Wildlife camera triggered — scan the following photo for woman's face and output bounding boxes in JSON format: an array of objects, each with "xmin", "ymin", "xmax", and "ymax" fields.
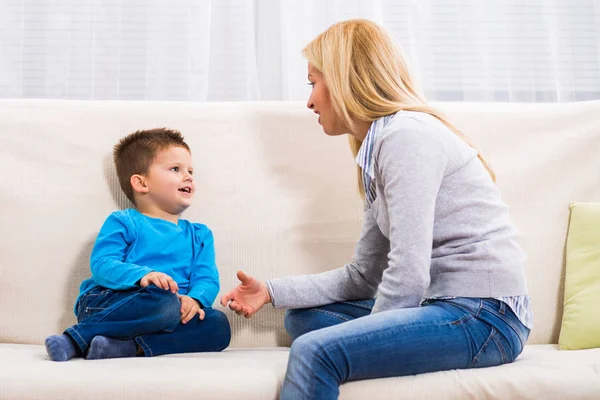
[{"xmin": 306, "ymin": 63, "xmax": 347, "ymax": 136}]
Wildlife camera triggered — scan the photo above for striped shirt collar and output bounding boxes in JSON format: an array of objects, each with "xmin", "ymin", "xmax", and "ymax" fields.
[{"xmin": 355, "ymin": 113, "xmax": 396, "ymax": 205}]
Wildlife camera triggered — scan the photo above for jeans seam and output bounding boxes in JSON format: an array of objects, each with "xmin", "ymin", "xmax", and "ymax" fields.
[
  {"xmin": 136, "ymin": 336, "xmax": 152, "ymax": 357},
  {"xmin": 470, "ymin": 327, "xmax": 496, "ymax": 367},
  {"xmin": 90, "ymin": 291, "xmax": 145, "ymax": 323},
  {"xmin": 448, "ymin": 312, "xmax": 474, "ymax": 326},
  {"xmin": 340, "ymin": 300, "xmax": 374, "ymax": 311},
  {"xmin": 85, "ymin": 307, "xmax": 105, "ymax": 311},
  {"xmin": 432, "ymin": 299, "xmax": 479, "ymax": 325},
  {"xmin": 309, "ymin": 308, "xmax": 352, "ymax": 322},
  {"xmin": 481, "ymin": 303, "xmax": 527, "ymax": 344},
  {"xmin": 492, "ymin": 332, "xmax": 510, "ymax": 363},
  {"xmin": 77, "ymin": 293, "xmax": 102, "ymax": 317},
  {"xmin": 65, "ymin": 327, "xmax": 88, "ymax": 353}
]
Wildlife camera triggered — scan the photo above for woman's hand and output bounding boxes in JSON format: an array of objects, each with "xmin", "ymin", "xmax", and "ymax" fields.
[{"xmin": 220, "ymin": 271, "xmax": 271, "ymax": 318}]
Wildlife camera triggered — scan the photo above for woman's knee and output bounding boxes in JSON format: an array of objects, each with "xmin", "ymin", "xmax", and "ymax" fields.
[
  {"xmin": 285, "ymin": 307, "xmax": 350, "ymax": 342},
  {"xmin": 289, "ymin": 331, "xmax": 319, "ymax": 362},
  {"xmin": 285, "ymin": 309, "xmax": 310, "ymax": 341},
  {"xmin": 287, "ymin": 330, "xmax": 335, "ymax": 376}
]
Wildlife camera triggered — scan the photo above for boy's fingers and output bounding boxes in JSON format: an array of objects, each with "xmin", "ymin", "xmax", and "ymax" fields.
[
  {"xmin": 149, "ymin": 276, "xmax": 159, "ymax": 288},
  {"xmin": 182, "ymin": 308, "xmax": 193, "ymax": 324},
  {"xmin": 182, "ymin": 300, "xmax": 193, "ymax": 316},
  {"xmin": 168, "ymin": 278, "xmax": 178, "ymax": 293},
  {"xmin": 198, "ymin": 309, "xmax": 205, "ymax": 320},
  {"xmin": 184, "ymin": 306, "xmax": 200, "ymax": 324},
  {"xmin": 158, "ymin": 275, "xmax": 169, "ymax": 290}
]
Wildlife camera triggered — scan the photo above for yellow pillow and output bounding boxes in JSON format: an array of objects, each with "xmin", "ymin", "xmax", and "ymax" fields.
[{"xmin": 558, "ymin": 202, "xmax": 600, "ymax": 350}]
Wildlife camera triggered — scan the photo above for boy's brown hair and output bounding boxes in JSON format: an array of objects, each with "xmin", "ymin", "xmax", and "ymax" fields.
[{"xmin": 113, "ymin": 128, "xmax": 190, "ymax": 203}]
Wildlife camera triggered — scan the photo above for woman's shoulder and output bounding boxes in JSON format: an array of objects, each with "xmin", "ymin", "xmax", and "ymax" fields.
[
  {"xmin": 382, "ymin": 111, "xmax": 450, "ymax": 141},
  {"xmin": 375, "ymin": 111, "xmax": 449, "ymax": 155},
  {"xmin": 378, "ymin": 111, "xmax": 476, "ymax": 157},
  {"xmin": 375, "ymin": 110, "xmax": 478, "ymax": 173}
]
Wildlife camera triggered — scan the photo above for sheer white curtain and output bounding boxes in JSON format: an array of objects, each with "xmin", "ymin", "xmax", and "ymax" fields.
[{"xmin": 1, "ymin": 0, "xmax": 599, "ymax": 102}]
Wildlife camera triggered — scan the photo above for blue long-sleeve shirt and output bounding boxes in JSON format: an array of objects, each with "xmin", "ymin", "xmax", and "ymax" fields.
[{"xmin": 76, "ymin": 208, "xmax": 220, "ymax": 313}]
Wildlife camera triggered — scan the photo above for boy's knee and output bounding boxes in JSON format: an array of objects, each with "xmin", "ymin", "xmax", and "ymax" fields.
[
  {"xmin": 204, "ymin": 309, "xmax": 231, "ymax": 350},
  {"xmin": 139, "ymin": 286, "xmax": 180, "ymax": 324}
]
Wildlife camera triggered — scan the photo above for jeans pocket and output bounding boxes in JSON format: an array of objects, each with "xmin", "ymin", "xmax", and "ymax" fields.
[
  {"xmin": 77, "ymin": 289, "xmax": 114, "ymax": 321},
  {"xmin": 470, "ymin": 327, "xmax": 510, "ymax": 368}
]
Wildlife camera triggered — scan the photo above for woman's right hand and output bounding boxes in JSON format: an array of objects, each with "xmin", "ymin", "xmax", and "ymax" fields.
[{"xmin": 220, "ymin": 271, "xmax": 271, "ymax": 318}]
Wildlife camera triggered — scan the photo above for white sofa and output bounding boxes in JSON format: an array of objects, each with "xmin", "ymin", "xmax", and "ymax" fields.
[{"xmin": 1, "ymin": 99, "xmax": 599, "ymax": 399}]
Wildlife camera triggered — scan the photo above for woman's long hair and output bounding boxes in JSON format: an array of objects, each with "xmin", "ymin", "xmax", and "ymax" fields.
[{"xmin": 302, "ymin": 19, "xmax": 495, "ymax": 197}]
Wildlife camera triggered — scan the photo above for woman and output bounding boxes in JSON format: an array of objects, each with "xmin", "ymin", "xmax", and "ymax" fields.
[{"xmin": 221, "ymin": 19, "xmax": 532, "ymax": 400}]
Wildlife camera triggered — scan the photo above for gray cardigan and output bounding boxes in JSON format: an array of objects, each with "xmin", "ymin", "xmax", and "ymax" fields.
[{"xmin": 267, "ymin": 111, "xmax": 528, "ymax": 313}]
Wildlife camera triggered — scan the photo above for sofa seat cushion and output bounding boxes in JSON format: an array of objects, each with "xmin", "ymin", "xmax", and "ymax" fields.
[{"xmin": 1, "ymin": 344, "xmax": 599, "ymax": 399}]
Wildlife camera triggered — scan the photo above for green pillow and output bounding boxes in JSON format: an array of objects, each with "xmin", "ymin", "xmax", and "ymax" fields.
[{"xmin": 558, "ymin": 202, "xmax": 600, "ymax": 350}]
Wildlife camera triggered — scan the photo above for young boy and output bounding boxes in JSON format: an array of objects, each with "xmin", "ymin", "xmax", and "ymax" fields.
[{"xmin": 45, "ymin": 128, "xmax": 231, "ymax": 361}]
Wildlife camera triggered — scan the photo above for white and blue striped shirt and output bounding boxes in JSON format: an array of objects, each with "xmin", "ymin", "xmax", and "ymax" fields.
[{"xmin": 356, "ymin": 113, "xmax": 533, "ymax": 329}]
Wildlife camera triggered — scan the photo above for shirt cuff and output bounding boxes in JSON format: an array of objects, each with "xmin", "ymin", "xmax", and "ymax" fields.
[{"xmin": 266, "ymin": 280, "xmax": 277, "ymax": 308}]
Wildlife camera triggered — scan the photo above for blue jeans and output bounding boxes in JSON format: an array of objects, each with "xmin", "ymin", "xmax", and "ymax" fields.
[
  {"xmin": 281, "ymin": 297, "xmax": 530, "ymax": 400},
  {"xmin": 65, "ymin": 285, "xmax": 231, "ymax": 357}
]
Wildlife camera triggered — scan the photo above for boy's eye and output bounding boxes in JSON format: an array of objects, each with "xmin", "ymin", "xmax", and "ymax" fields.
[
  {"xmin": 188, "ymin": 170, "xmax": 193, "ymax": 175},
  {"xmin": 171, "ymin": 167, "xmax": 179, "ymax": 172}
]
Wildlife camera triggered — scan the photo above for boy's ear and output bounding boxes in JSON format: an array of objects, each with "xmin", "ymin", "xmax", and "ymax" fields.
[{"xmin": 130, "ymin": 174, "xmax": 149, "ymax": 194}]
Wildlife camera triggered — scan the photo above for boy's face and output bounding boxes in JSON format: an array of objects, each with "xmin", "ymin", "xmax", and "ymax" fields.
[{"xmin": 142, "ymin": 145, "xmax": 195, "ymax": 216}]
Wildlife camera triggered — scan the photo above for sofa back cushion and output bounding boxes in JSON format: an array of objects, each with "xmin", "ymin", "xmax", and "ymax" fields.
[{"xmin": 0, "ymin": 100, "xmax": 599, "ymax": 347}]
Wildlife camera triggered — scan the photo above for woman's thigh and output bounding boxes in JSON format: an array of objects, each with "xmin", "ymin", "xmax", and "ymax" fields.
[
  {"xmin": 287, "ymin": 298, "xmax": 519, "ymax": 383},
  {"xmin": 284, "ymin": 299, "xmax": 375, "ymax": 341}
]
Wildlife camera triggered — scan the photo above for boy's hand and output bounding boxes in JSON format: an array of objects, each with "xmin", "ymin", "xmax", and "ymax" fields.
[
  {"xmin": 220, "ymin": 270, "xmax": 271, "ymax": 318},
  {"xmin": 140, "ymin": 272, "xmax": 179, "ymax": 293},
  {"xmin": 178, "ymin": 295, "xmax": 205, "ymax": 324}
]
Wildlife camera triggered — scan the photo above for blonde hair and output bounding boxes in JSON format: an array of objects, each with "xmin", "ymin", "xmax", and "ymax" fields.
[{"xmin": 302, "ymin": 19, "xmax": 495, "ymax": 197}]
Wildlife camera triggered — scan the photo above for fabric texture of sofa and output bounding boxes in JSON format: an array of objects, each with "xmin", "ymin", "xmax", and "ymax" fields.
[{"xmin": 1, "ymin": 99, "xmax": 600, "ymax": 399}]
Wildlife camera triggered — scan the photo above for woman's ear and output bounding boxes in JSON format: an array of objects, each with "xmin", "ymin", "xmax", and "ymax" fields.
[{"xmin": 130, "ymin": 174, "xmax": 149, "ymax": 194}]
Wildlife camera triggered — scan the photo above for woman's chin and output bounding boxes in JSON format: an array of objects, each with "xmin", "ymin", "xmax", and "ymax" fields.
[{"xmin": 322, "ymin": 128, "xmax": 344, "ymax": 136}]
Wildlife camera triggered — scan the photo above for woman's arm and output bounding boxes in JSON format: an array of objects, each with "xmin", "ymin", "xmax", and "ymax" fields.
[
  {"xmin": 371, "ymin": 121, "xmax": 448, "ymax": 313},
  {"xmin": 266, "ymin": 209, "xmax": 388, "ymax": 309}
]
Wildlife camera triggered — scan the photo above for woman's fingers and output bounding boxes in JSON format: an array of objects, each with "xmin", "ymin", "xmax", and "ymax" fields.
[{"xmin": 220, "ymin": 291, "xmax": 235, "ymax": 306}]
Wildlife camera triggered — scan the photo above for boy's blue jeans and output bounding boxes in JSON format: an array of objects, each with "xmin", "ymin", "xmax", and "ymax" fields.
[
  {"xmin": 65, "ymin": 285, "xmax": 231, "ymax": 357},
  {"xmin": 281, "ymin": 297, "xmax": 530, "ymax": 400}
]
